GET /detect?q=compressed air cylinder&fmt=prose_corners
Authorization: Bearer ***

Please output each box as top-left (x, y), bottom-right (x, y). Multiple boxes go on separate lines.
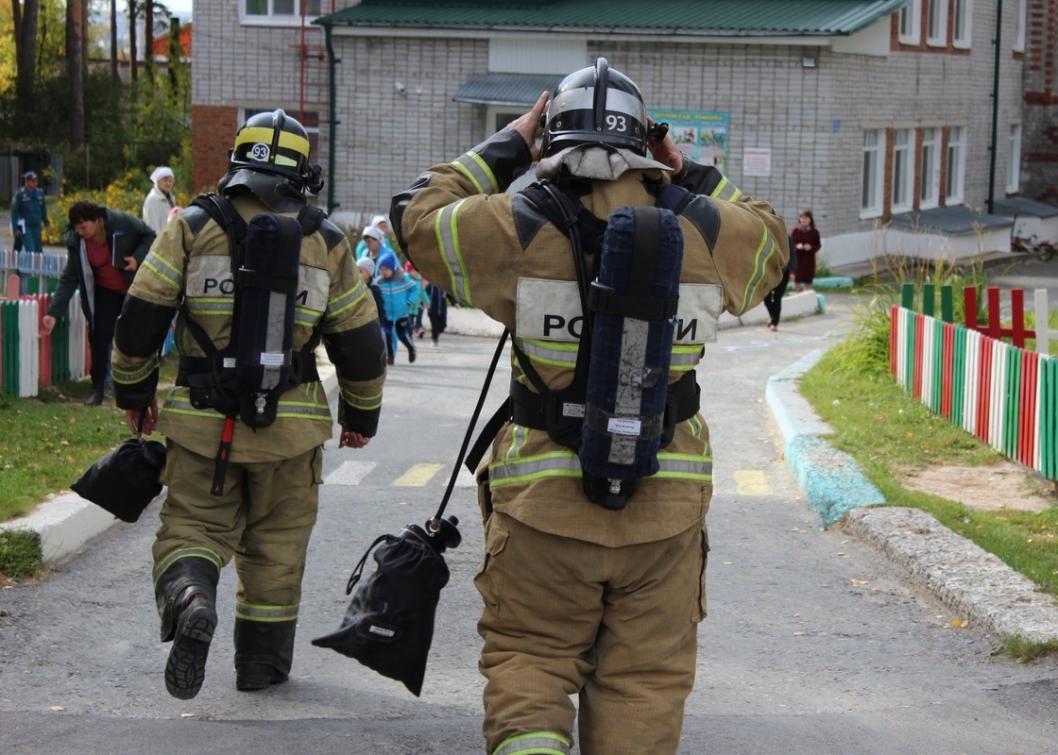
top-left (579, 206), bottom-right (684, 481)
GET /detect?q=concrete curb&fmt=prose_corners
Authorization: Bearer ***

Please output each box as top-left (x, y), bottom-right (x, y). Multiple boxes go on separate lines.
top-left (767, 348), bottom-right (1058, 644)
top-left (765, 349), bottom-right (885, 525)
top-left (0, 492), bottom-right (143, 564)
top-left (844, 507), bottom-right (1058, 644)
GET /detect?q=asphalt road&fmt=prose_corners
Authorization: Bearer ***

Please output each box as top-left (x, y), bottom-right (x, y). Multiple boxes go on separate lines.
top-left (2, 299), bottom-right (1057, 754)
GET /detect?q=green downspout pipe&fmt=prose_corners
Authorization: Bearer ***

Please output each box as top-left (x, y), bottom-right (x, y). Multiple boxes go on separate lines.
top-left (324, 22), bottom-right (340, 214)
top-left (987, 0), bottom-right (1003, 214)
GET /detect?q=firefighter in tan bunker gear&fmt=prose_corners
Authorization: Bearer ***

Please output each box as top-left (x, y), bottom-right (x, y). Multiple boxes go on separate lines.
top-left (111, 110), bottom-right (387, 700)
top-left (392, 60), bottom-right (788, 755)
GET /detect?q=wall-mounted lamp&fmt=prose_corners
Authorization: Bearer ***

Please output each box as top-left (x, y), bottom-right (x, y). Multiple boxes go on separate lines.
top-left (801, 54), bottom-right (817, 69)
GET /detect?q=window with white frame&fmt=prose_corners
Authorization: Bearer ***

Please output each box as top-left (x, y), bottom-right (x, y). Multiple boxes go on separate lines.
top-left (920, 128), bottom-right (941, 209)
top-left (1015, 0), bottom-right (1027, 52)
top-left (891, 129), bottom-right (914, 213)
top-left (861, 130), bottom-right (884, 218)
top-left (926, 0), bottom-right (948, 46)
top-left (953, 0), bottom-right (973, 48)
top-left (946, 126), bottom-right (967, 204)
top-left (244, 0), bottom-right (320, 21)
top-left (898, 0), bottom-right (922, 44)
top-left (1007, 124), bottom-right (1022, 193)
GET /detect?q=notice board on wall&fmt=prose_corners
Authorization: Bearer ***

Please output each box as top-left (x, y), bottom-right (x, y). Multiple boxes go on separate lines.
top-left (648, 109), bottom-right (729, 171)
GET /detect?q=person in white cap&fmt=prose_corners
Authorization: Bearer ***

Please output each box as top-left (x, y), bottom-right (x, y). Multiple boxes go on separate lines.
top-left (357, 224), bottom-right (388, 263)
top-left (355, 214), bottom-right (398, 261)
top-left (142, 166), bottom-right (178, 234)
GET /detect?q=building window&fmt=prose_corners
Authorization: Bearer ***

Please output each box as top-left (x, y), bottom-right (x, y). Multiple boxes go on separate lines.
top-left (953, 0), bottom-right (973, 48)
top-left (946, 126), bottom-right (967, 204)
top-left (242, 108), bottom-right (320, 159)
top-left (1014, 0), bottom-right (1027, 52)
top-left (898, 0), bottom-right (922, 44)
top-left (244, 0), bottom-right (320, 19)
top-left (1007, 124), bottom-right (1022, 194)
top-left (861, 129), bottom-right (884, 218)
top-left (920, 128), bottom-right (940, 209)
top-left (891, 129), bottom-right (913, 214)
top-left (926, 0), bottom-right (947, 46)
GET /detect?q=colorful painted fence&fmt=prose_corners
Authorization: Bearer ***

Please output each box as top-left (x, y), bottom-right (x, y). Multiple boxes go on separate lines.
top-left (0, 293), bottom-right (89, 397)
top-left (889, 285), bottom-right (1058, 481)
top-left (1, 250), bottom-right (68, 297)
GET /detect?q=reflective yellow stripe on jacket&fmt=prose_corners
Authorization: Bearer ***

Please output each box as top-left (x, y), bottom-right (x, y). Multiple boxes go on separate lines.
top-left (434, 198), bottom-right (473, 305)
top-left (514, 337), bottom-right (703, 373)
top-left (488, 426), bottom-right (713, 488)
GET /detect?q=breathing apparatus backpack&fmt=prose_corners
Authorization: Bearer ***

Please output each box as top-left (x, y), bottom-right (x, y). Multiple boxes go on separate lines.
top-left (178, 192), bottom-right (326, 494)
top-left (468, 179), bottom-right (701, 510)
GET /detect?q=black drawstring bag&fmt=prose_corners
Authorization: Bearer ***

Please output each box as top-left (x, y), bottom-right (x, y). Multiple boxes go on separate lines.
top-left (71, 435), bottom-right (166, 523)
top-left (311, 517), bottom-right (461, 696)
top-left (313, 332), bottom-right (509, 696)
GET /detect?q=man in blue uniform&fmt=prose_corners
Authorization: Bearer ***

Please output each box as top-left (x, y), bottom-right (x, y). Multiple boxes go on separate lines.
top-left (11, 171), bottom-right (49, 253)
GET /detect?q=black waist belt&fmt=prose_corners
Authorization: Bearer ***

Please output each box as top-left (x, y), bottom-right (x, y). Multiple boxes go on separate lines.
top-left (176, 354), bottom-right (320, 387)
top-left (509, 368), bottom-right (700, 435)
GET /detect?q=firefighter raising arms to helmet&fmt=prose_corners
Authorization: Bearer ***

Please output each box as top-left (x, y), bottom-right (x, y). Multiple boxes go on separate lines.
top-left (392, 60), bottom-right (787, 755)
top-left (111, 110), bottom-right (386, 700)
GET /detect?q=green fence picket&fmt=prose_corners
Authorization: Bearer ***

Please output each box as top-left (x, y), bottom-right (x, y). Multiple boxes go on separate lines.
top-left (901, 283), bottom-right (914, 311)
top-left (1006, 348), bottom-right (1021, 458)
top-left (940, 285), bottom-right (954, 324)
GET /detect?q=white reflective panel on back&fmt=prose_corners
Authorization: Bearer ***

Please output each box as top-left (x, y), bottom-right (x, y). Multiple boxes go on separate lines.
top-left (185, 255), bottom-right (233, 297)
top-left (515, 277), bottom-right (722, 344)
top-left (185, 255), bottom-right (329, 313)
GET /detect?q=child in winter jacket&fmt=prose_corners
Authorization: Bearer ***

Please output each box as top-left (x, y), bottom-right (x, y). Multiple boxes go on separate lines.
top-left (375, 252), bottom-right (420, 364)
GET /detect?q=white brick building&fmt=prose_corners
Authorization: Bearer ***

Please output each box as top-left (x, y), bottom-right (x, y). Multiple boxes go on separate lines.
top-left (191, 0), bottom-right (1045, 267)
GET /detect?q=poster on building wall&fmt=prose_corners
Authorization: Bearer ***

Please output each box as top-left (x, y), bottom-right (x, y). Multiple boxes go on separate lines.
top-left (648, 109), bottom-right (729, 171)
top-left (742, 148), bottom-right (772, 177)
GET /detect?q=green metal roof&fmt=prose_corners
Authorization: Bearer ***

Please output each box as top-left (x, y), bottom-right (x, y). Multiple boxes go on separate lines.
top-left (318, 0), bottom-right (912, 36)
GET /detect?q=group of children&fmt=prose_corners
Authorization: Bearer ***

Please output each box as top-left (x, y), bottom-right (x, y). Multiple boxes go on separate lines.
top-left (355, 215), bottom-right (449, 365)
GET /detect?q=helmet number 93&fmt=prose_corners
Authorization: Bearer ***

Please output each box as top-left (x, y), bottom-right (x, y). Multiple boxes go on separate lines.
top-left (605, 114), bottom-right (628, 133)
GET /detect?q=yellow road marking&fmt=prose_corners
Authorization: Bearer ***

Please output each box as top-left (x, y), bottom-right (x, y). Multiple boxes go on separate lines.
top-left (393, 463), bottom-right (445, 487)
top-left (734, 469), bottom-right (769, 496)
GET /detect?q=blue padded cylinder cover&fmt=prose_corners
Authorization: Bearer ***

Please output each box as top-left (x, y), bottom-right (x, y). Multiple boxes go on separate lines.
top-left (579, 206), bottom-right (684, 480)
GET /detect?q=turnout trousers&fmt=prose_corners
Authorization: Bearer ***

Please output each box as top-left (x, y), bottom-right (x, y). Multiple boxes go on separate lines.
top-left (152, 442), bottom-right (323, 640)
top-left (475, 511), bottom-right (707, 755)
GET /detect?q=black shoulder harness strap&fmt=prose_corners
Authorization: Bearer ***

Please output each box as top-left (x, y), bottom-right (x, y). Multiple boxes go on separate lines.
top-left (177, 194), bottom-right (324, 403)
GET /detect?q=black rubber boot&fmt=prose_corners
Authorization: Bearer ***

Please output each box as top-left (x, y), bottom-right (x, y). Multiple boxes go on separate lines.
top-left (234, 618), bottom-right (296, 692)
top-left (155, 558), bottom-right (220, 700)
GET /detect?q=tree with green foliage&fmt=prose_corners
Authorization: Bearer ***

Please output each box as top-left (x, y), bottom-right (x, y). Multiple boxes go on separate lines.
top-left (10, 0), bottom-right (40, 111)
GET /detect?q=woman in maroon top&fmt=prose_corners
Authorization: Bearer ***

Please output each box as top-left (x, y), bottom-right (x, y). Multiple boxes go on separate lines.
top-left (41, 201), bottom-right (156, 405)
top-left (790, 209), bottom-right (821, 292)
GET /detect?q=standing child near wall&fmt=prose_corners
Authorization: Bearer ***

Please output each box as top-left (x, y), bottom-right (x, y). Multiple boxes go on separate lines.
top-left (791, 209), bottom-right (821, 293)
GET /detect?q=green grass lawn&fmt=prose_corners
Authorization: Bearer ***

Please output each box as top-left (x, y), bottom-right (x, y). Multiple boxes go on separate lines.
top-left (0, 383), bottom-right (131, 522)
top-left (801, 343), bottom-right (1058, 598)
